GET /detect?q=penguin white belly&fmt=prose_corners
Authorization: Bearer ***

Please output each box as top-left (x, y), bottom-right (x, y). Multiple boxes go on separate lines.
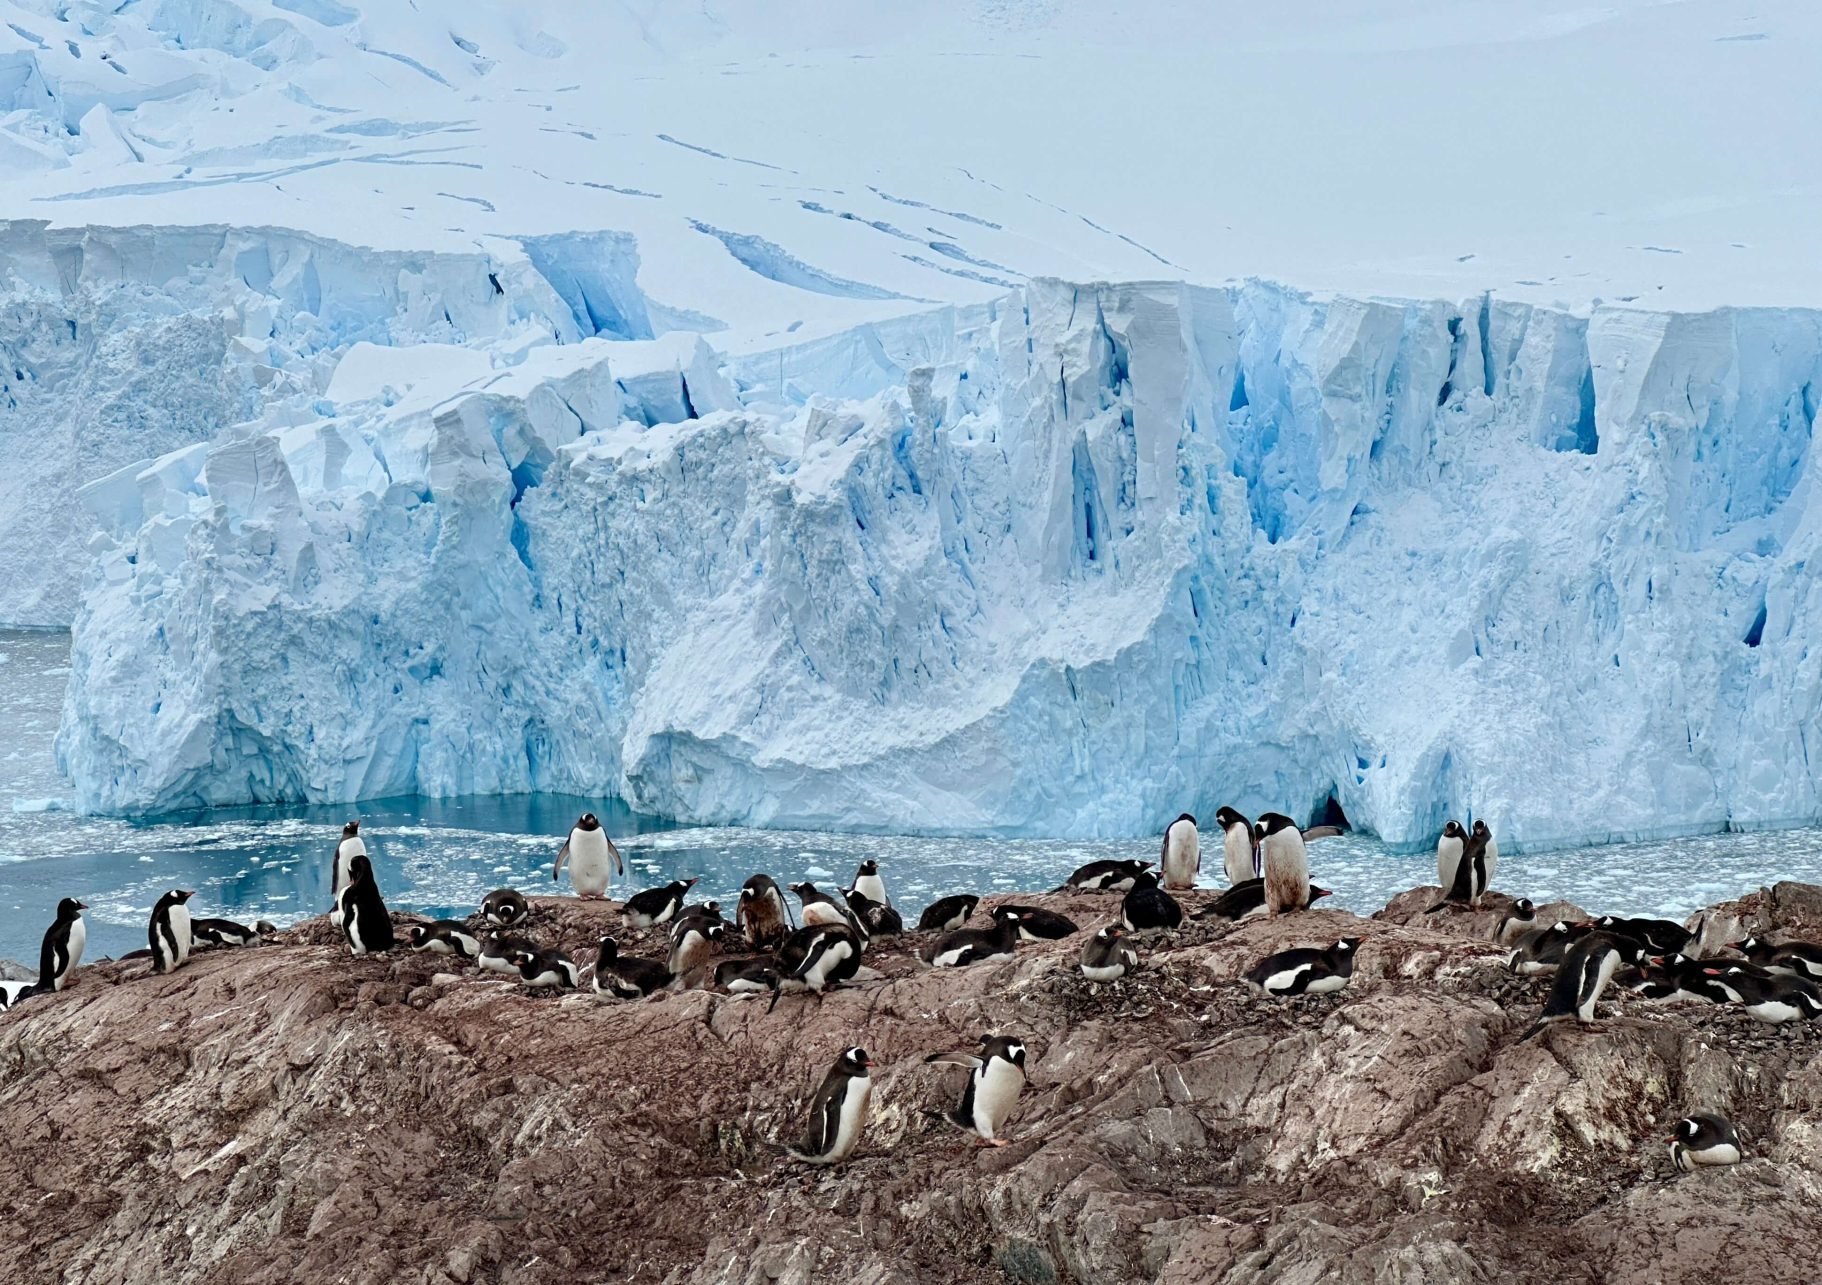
top-left (1263, 964), bottom-right (1312, 995)
top-left (1222, 827), bottom-right (1253, 885)
top-left (1576, 951), bottom-right (1620, 1021)
top-left (1481, 840), bottom-right (1499, 896)
top-left (972, 1061), bottom-right (1025, 1140)
top-left (803, 939), bottom-right (854, 989)
top-left (826, 1078), bottom-right (872, 1163)
top-left (1746, 998), bottom-right (1803, 1025)
top-left (60, 918), bottom-right (87, 987)
top-left (1261, 835), bottom-right (1309, 913)
top-left (332, 837), bottom-right (366, 925)
top-left (169, 904), bottom-right (192, 967)
top-left (0, 980), bottom-right (34, 1008)
top-left (802, 903), bottom-right (846, 928)
top-left (566, 830), bottom-right (615, 896)
top-left (932, 944), bottom-right (974, 968)
top-left (1689, 1141), bottom-right (1741, 1166)
top-left (853, 875), bottom-right (888, 905)
top-left (1302, 970), bottom-right (1347, 995)
top-left (1081, 961), bottom-right (1126, 982)
top-left (480, 951), bottom-right (520, 977)
top-left (1436, 836), bottom-right (1463, 889)
top-left (1161, 824), bottom-right (1199, 890)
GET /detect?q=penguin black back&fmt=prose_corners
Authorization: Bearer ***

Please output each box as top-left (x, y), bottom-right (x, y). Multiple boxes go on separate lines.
top-left (339, 854), bottom-right (395, 955)
top-left (916, 894), bottom-right (980, 933)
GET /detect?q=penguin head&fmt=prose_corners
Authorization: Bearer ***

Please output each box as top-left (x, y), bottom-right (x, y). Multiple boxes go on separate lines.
top-left (1130, 870), bottom-right (1160, 891)
top-left (788, 881), bottom-right (815, 900)
top-left (706, 922), bottom-right (726, 942)
top-left (57, 897), bottom-right (87, 919)
top-left (982, 1035), bottom-right (1028, 1069)
top-left (169, 888), bottom-right (195, 903)
top-left (1097, 925), bottom-right (1126, 941)
top-left (1308, 885), bottom-right (1334, 903)
top-left (1258, 812), bottom-right (1297, 836)
top-left (577, 813), bottom-right (600, 830)
top-left (1442, 820), bottom-right (1466, 840)
top-left (739, 885), bottom-right (755, 903)
top-left (1471, 819), bottom-right (1492, 840)
top-left (856, 859), bottom-right (879, 877)
top-left (838, 1046), bottom-right (875, 1074)
top-left (595, 934), bottom-right (620, 963)
top-left (1175, 812), bottom-right (1196, 826)
top-left (407, 924), bottom-right (430, 946)
top-left (677, 877), bottom-right (700, 894)
top-left (1729, 935), bottom-right (1760, 952)
top-left (701, 900), bottom-right (721, 915)
top-left (347, 855), bottom-right (373, 883)
top-left (1335, 937), bottom-right (1363, 955)
top-left (342, 820), bottom-right (360, 837)
top-left (1214, 806), bottom-right (1246, 830)
top-left (1512, 898), bottom-right (1535, 916)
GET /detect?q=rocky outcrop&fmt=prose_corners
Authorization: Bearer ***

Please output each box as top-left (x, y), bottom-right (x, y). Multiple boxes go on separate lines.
top-left (4, 884), bottom-right (1821, 1284)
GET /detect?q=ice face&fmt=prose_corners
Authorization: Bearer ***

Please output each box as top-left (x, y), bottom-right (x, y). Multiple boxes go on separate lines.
top-left (50, 273), bottom-right (1822, 848)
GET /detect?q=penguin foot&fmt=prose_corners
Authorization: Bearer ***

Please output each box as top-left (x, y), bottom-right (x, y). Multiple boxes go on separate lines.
top-left (978, 1137), bottom-right (1010, 1148)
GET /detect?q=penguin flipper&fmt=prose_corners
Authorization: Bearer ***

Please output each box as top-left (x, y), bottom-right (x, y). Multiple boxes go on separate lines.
top-left (552, 839), bottom-right (570, 881)
top-left (924, 1050), bottom-right (985, 1068)
top-left (1516, 1021), bottom-right (1547, 1044)
top-left (606, 835), bottom-right (624, 876)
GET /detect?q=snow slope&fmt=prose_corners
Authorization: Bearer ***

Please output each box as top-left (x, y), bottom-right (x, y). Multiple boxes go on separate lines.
top-left (8, 0), bottom-right (1822, 843)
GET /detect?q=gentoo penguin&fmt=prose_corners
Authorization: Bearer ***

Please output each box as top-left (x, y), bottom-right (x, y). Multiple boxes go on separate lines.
top-left (37, 897), bottom-right (87, 992)
top-left (1245, 938), bottom-right (1361, 997)
top-left (623, 878), bottom-right (698, 930)
top-left (336, 855), bottom-right (395, 956)
top-left (592, 935), bottom-right (671, 999)
top-left (849, 860), bottom-right (890, 908)
top-left (147, 889), bottom-right (195, 974)
top-left (1670, 1113), bottom-right (1744, 1171)
top-left (1710, 966), bottom-right (1822, 1025)
top-left (1215, 807), bottom-right (1256, 884)
top-left (667, 919), bottom-right (725, 978)
top-left (330, 820), bottom-right (366, 926)
top-left (1120, 871), bottom-right (1183, 935)
top-left (512, 946), bottom-right (580, 990)
top-left (479, 930), bottom-right (537, 976)
top-left (924, 912), bottom-right (1023, 968)
top-left (1645, 952), bottom-right (1730, 1003)
top-left (0, 980), bottom-right (38, 1009)
top-left (1079, 925), bottom-right (1138, 981)
top-left (1192, 879), bottom-right (1332, 923)
top-left (1058, 859), bottom-right (1153, 893)
top-left (925, 1034), bottom-right (1029, 1147)
top-left (991, 904), bottom-right (1079, 941)
top-left (781, 1047), bottom-right (874, 1166)
top-left (1160, 813), bottom-right (1200, 891)
top-left (769, 925), bottom-right (863, 1011)
top-left (715, 956), bottom-right (781, 998)
top-left (481, 888), bottom-right (530, 929)
top-left (1257, 813), bottom-right (1310, 917)
top-left (1435, 820), bottom-right (1467, 892)
top-left (842, 888), bottom-right (904, 938)
top-left (1426, 830), bottom-right (1492, 913)
top-left (791, 882), bottom-right (864, 933)
top-left (1730, 934), bottom-right (1822, 981)
top-left (407, 919), bottom-right (481, 959)
top-left (1506, 920), bottom-right (1591, 975)
top-left (737, 875), bottom-right (793, 950)
top-left (1591, 914), bottom-right (1691, 956)
top-left (669, 900), bottom-right (726, 941)
top-left (189, 916), bottom-right (265, 949)
top-left (553, 813), bottom-right (623, 900)
top-left (916, 894), bottom-right (980, 933)
top-left (1492, 898), bottom-right (1537, 947)
top-left (1469, 820), bottom-right (1498, 897)
top-left (1677, 957), bottom-right (1773, 1005)
top-left (1519, 934), bottom-right (1643, 1041)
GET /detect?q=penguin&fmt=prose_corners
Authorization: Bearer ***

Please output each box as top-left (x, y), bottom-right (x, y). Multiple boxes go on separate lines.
top-left (512, 946), bottom-right (579, 990)
top-left (1160, 813), bottom-right (1200, 891)
top-left (1506, 920), bottom-right (1590, 975)
top-left (769, 925), bottom-right (863, 1011)
top-left (1492, 898), bottom-right (1537, 947)
top-left (669, 900), bottom-right (726, 941)
top-left (924, 912), bottom-right (1023, 968)
top-left (1710, 966), bottom-right (1822, 1025)
top-left (330, 820), bottom-right (366, 926)
top-left (190, 917), bottom-right (265, 949)
top-left (1612, 959), bottom-right (1684, 1002)
top-left (1518, 934), bottom-right (1643, 1041)
top-left (1214, 806), bottom-right (1256, 885)
top-left (714, 957), bottom-right (781, 998)
top-left (849, 860), bottom-right (890, 908)
top-left (1079, 925), bottom-right (1138, 981)
top-left (737, 875), bottom-right (794, 950)
top-left (990, 905), bottom-right (1079, 942)
top-left (406, 919), bottom-right (481, 959)
top-left (790, 882), bottom-right (865, 937)
top-left (623, 878), bottom-right (698, 930)
top-left (336, 855), bottom-right (395, 957)
top-left (925, 1034), bottom-right (1029, 1147)
top-left (0, 980), bottom-right (38, 1010)
top-left (1192, 878), bottom-right (1332, 923)
top-left (553, 812), bottom-right (623, 901)
top-left (1730, 934), bottom-right (1822, 981)
top-left (1244, 938), bottom-right (1361, 996)
top-left (1648, 952), bottom-right (1733, 1003)
top-left (36, 897), bottom-right (87, 992)
top-left (1591, 914), bottom-right (1691, 956)
top-left (592, 935), bottom-right (672, 999)
top-left (1670, 1113), bottom-right (1744, 1171)
top-left (1425, 830), bottom-right (1491, 913)
top-left (1058, 859), bottom-right (1153, 893)
top-left (1681, 958), bottom-right (1775, 1005)
top-left (481, 888), bottom-right (530, 928)
top-left (147, 889), bottom-right (195, 974)
top-left (667, 919), bottom-right (725, 977)
top-left (479, 930), bottom-right (538, 976)
top-left (780, 1047), bottom-right (874, 1166)
top-left (1435, 820), bottom-right (1467, 892)
top-left (1469, 819), bottom-right (1498, 896)
top-left (1120, 871), bottom-right (1183, 935)
top-left (842, 888), bottom-right (904, 938)
top-left (916, 894), bottom-right (980, 933)
top-left (1256, 813), bottom-right (1310, 917)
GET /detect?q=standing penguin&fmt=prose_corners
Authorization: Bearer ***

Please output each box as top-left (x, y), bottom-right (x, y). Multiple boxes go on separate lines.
top-left (1215, 807), bottom-right (1256, 884)
top-left (1435, 820), bottom-right (1467, 891)
top-left (849, 860), bottom-right (890, 907)
top-left (925, 1034), bottom-right (1029, 1147)
top-left (330, 820), bottom-right (366, 926)
top-left (623, 878), bottom-right (698, 930)
top-left (780, 1047), bottom-right (875, 1166)
top-left (1426, 826), bottom-right (1493, 913)
top-left (1470, 820), bottom-right (1499, 897)
top-left (37, 897), bottom-right (87, 993)
top-left (1519, 934), bottom-right (1642, 1041)
top-left (147, 889), bottom-right (195, 975)
top-left (1079, 925), bottom-right (1138, 981)
top-left (553, 813), bottom-right (624, 900)
top-left (737, 874), bottom-right (793, 950)
top-left (1257, 814), bottom-right (1310, 917)
top-left (1160, 813), bottom-right (1200, 891)
top-left (1670, 1113), bottom-right (1744, 1171)
top-left (337, 854), bottom-right (395, 956)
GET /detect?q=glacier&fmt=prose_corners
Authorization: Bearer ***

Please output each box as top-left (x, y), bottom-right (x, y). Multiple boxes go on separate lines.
top-left (50, 265), bottom-right (1822, 848)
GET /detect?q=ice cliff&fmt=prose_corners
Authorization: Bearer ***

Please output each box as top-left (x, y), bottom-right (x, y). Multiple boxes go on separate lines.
top-left (51, 263), bottom-right (1822, 847)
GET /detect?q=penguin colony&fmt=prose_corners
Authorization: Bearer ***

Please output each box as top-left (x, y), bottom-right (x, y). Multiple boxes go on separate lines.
top-left (3, 809), bottom-right (1787, 1173)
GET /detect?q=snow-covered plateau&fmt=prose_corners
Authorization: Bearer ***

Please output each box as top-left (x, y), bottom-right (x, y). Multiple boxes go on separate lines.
top-left (3, 0), bottom-right (1820, 846)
